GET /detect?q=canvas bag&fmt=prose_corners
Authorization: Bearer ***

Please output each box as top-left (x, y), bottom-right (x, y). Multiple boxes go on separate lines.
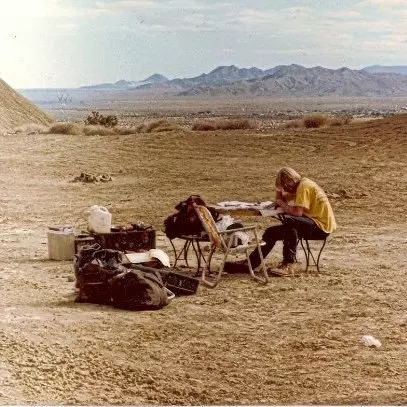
top-left (109, 269), bottom-right (172, 310)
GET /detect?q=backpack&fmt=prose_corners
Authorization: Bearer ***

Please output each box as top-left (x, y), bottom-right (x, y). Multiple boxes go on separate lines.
top-left (164, 195), bottom-right (220, 239)
top-left (109, 269), bottom-right (170, 310)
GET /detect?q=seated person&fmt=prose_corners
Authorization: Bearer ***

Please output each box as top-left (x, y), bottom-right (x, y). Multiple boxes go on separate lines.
top-left (228, 166), bottom-right (337, 276)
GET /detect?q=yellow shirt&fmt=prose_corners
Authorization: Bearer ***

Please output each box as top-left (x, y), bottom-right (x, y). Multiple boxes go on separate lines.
top-left (294, 178), bottom-right (337, 233)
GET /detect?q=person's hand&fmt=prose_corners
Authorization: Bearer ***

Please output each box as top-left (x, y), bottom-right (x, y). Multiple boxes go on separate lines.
top-left (274, 199), bottom-right (285, 208)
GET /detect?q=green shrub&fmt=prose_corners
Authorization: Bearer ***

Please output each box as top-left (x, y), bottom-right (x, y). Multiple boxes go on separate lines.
top-left (85, 111), bottom-right (118, 127)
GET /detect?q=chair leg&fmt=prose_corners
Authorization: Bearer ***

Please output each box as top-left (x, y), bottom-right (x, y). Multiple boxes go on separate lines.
top-left (199, 246), bottom-right (220, 288)
top-left (189, 239), bottom-right (201, 272)
top-left (193, 239), bottom-right (211, 274)
top-left (169, 239), bottom-right (178, 267)
top-left (300, 239), bottom-right (310, 272)
top-left (246, 231), bottom-right (268, 284)
top-left (316, 239), bottom-right (326, 273)
top-left (193, 241), bottom-right (212, 277)
top-left (300, 239), bottom-right (326, 273)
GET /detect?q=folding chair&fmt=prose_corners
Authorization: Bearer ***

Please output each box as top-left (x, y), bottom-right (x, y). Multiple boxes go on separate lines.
top-left (193, 203), bottom-right (268, 288)
top-left (299, 237), bottom-right (327, 273)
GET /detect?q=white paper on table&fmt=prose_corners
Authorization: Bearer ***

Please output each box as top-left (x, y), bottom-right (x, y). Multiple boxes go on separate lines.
top-left (217, 200), bottom-right (275, 210)
top-left (217, 201), bottom-right (256, 208)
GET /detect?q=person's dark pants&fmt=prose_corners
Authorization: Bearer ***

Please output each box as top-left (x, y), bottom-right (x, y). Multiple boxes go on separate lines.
top-left (248, 215), bottom-right (328, 269)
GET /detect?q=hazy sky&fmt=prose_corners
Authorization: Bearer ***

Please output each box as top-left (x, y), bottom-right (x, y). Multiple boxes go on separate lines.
top-left (1, 0), bottom-right (407, 88)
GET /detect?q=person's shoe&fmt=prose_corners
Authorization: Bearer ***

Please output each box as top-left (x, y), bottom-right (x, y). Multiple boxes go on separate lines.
top-left (268, 262), bottom-right (298, 277)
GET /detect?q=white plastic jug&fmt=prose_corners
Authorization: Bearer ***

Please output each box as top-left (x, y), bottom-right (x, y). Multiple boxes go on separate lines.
top-left (87, 205), bottom-right (112, 234)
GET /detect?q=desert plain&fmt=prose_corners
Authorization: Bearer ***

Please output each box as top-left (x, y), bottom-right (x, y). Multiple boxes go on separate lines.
top-left (1, 96), bottom-right (407, 404)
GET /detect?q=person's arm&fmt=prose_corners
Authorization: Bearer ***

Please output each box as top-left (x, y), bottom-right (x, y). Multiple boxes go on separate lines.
top-left (275, 188), bottom-right (284, 201)
top-left (274, 198), bottom-right (304, 216)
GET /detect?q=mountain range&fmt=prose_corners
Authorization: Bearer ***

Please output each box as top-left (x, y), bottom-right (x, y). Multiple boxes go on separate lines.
top-left (362, 65), bottom-right (407, 75)
top-left (80, 64), bottom-right (407, 97)
top-left (81, 73), bottom-right (169, 90)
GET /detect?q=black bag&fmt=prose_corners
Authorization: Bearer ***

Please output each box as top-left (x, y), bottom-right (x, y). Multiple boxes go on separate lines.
top-left (164, 195), bottom-right (220, 239)
top-left (75, 246), bottom-right (173, 311)
top-left (109, 269), bottom-right (170, 310)
top-left (75, 246), bottom-right (127, 304)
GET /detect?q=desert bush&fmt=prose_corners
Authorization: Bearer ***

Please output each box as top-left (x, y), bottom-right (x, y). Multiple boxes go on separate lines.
top-left (137, 119), bottom-right (181, 133)
top-left (83, 125), bottom-right (116, 136)
top-left (14, 123), bottom-right (48, 134)
top-left (115, 127), bottom-right (137, 135)
top-left (217, 119), bottom-right (254, 130)
top-left (303, 114), bottom-right (328, 128)
top-left (283, 119), bottom-right (302, 129)
top-left (192, 119), bottom-right (254, 131)
top-left (192, 122), bottom-right (217, 131)
top-left (47, 122), bottom-right (139, 136)
top-left (48, 122), bottom-right (83, 135)
top-left (328, 115), bottom-right (353, 127)
top-left (85, 111), bottom-right (118, 127)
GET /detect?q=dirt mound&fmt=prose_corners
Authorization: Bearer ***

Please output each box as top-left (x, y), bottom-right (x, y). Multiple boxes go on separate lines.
top-left (0, 78), bottom-right (54, 133)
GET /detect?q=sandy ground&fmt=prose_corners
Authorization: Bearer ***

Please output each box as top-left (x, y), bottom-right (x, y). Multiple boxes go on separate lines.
top-left (1, 111), bottom-right (407, 404)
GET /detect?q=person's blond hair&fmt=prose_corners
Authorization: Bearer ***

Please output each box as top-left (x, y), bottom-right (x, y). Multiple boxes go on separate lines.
top-left (275, 167), bottom-right (302, 192)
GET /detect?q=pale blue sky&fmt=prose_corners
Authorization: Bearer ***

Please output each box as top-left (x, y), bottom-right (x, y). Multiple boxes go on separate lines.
top-left (1, 0), bottom-right (406, 88)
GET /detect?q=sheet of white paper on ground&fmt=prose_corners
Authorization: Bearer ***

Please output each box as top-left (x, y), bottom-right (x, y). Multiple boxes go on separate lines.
top-left (259, 207), bottom-right (284, 217)
top-left (123, 249), bottom-right (171, 267)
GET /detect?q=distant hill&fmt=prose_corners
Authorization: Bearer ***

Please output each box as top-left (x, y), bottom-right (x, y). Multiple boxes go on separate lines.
top-left (0, 78), bottom-right (54, 133)
top-left (76, 63), bottom-right (407, 97)
top-left (82, 73), bottom-right (168, 90)
top-left (362, 65), bottom-right (407, 75)
top-left (170, 64), bottom-right (407, 97)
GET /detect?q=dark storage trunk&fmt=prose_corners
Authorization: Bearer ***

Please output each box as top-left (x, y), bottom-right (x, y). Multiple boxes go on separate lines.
top-left (92, 228), bottom-right (156, 252)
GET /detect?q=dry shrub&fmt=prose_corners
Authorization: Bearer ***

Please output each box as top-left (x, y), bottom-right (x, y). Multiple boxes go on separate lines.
top-left (139, 119), bottom-right (181, 133)
top-left (48, 122), bottom-right (83, 135)
top-left (83, 125), bottom-right (115, 136)
top-left (192, 119), bottom-right (254, 131)
top-left (192, 122), bottom-right (217, 131)
top-left (47, 122), bottom-right (138, 136)
top-left (115, 127), bottom-right (137, 135)
top-left (217, 119), bottom-right (254, 130)
top-left (283, 119), bottom-right (302, 129)
top-left (303, 114), bottom-right (328, 128)
top-left (14, 123), bottom-right (48, 134)
top-left (328, 115), bottom-right (353, 127)
top-left (135, 124), bottom-right (146, 132)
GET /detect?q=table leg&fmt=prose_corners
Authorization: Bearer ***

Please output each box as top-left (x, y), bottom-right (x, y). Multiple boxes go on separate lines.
top-left (170, 238), bottom-right (190, 268)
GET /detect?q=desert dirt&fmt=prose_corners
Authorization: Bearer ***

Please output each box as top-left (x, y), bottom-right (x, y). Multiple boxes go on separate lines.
top-left (1, 104), bottom-right (407, 405)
